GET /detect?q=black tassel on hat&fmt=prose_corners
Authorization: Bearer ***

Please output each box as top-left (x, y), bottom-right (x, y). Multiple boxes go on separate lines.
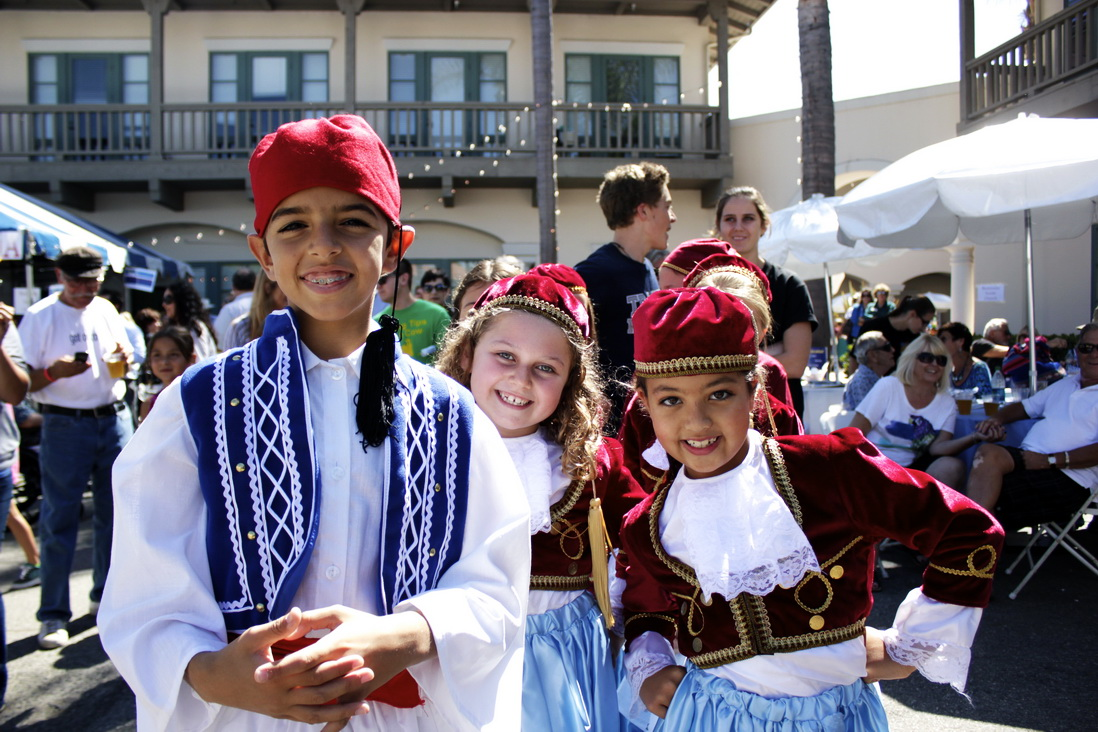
top-left (358, 313), bottom-right (400, 449)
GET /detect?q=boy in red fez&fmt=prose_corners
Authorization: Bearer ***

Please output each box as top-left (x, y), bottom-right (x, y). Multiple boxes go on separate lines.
top-left (100, 115), bottom-right (530, 731)
top-left (617, 287), bottom-right (1003, 731)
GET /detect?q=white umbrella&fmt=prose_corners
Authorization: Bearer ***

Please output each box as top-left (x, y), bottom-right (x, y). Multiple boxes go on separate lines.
top-left (762, 194), bottom-right (898, 376)
top-left (835, 114), bottom-right (1098, 389)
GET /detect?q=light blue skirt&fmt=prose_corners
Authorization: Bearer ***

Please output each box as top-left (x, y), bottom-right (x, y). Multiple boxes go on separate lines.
top-left (657, 663), bottom-right (889, 732)
top-left (523, 592), bottom-right (620, 731)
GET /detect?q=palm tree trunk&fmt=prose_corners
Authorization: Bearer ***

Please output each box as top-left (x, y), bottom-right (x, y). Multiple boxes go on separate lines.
top-left (798, 0), bottom-right (835, 198)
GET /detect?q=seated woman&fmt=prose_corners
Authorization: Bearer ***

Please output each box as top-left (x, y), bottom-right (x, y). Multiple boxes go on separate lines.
top-left (849, 333), bottom-right (997, 488)
top-left (939, 322), bottom-right (992, 398)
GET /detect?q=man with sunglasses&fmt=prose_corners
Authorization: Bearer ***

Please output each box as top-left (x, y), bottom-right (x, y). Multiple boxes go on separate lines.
top-left (415, 267), bottom-right (451, 308)
top-left (18, 246), bottom-right (134, 650)
top-left (860, 295), bottom-right (936, 372)
top-left (967, 322), bottom-right (1098, 532)
top-left (376, 259), bottom-right (451, 364)
top-left (843, 331), bottom-right (895, 410)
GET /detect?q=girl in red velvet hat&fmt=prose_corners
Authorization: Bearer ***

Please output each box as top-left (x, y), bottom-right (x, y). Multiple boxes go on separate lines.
top-left (617, 286), bottom-right (1004, 731)
top-left (436, 272), bottom-right (646, 731)
top-left (617, 250), bottom-right (800, 493)
top-left (99, 115), bottom-right (531, 731)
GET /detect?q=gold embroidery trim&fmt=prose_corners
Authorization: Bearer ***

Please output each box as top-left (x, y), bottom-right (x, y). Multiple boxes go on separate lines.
top-left (530, 574), bottom-right (590, 591)
top-left (671, 589), bottom-right (706, 638)
top-left (550, 479), bottom-right (584, 524)
top-left (635, 354), bottom-right (757, 379)
top-left (553, 517), bottom-right (587, 560)
top-left (690, 618), bottom-right (867, 668)
top-left (929, 544), bottom-right (998, 579)
top-left (792, 536), bottom-right (863, 615)
top-left (488, 295), bottom-right (584, 341)
top-left (761, 437), bottom-right (804, 527)
top-left (685, 265), bottom-right (766, 295)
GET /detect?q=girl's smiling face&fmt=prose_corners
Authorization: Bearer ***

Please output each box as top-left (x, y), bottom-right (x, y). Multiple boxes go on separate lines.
top-left (641, 371), bottom-right (754, 479)
top-left (465, 310), bottom-right (573, 438)
top-left (148, 338), bottom-right (193, 386)
top-left (717, 197), bottom-right (765, 259)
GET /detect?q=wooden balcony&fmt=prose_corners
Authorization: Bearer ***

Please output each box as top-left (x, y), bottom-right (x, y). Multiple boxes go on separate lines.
top-left (0, 100), bottom-right (727, 209)
top-left (963, 0), bottom-right (1098, 123)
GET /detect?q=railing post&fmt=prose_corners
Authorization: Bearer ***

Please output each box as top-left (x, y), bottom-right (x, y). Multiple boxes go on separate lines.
top-left (338, 0), bottom-right (366, 112)
top-left (143, 0), bottom-right (170, 160)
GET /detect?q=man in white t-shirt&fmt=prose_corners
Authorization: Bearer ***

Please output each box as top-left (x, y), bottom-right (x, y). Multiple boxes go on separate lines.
top-left (18, 247), bottom-right (134, 650)
top-left (967, 322), bottom-right (1098, 530)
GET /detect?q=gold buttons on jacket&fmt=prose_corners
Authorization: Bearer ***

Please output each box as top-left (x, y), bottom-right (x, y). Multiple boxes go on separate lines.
top-left (428, 548), bottom-right (436, 557)
top-left (246, 531), bottom-right (256, 540)
top-left (230, 398), bottom-right (240, 407)
top-left (568, 562), bottom-right (579, 576)
top-left (692, 638), bottom-right (704, 653)
top-left (256, 603), bottom-right (266, 612)
top-left (829, 565), bottom-right (844, 580)
top-left (437, 412), bottom-right (444, 422)
top-left (809, 615), bottom-right (825, 630)
top-left (235, 463), bottom-right (246, 473)
top-left (434, 483), bottom-right (442, 493)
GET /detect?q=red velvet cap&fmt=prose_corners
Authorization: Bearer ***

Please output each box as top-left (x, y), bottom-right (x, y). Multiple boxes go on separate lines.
top-left (659, 238), bottom-right (732, 276)
top-left (633, 287), bottom-right (757, 378)
top-left (249, 115), bottom-right (401, 236)
top-left (684, 253), bottom-right (772, 302)
top-left (527, 263), bottom-right (587, 294)
top-left (475, 273), bottom-right (591, 342)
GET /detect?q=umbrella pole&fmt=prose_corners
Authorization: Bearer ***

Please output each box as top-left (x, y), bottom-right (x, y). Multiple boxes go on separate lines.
top-left (824, 262), bottom-right (838, 381)
top-left (1024, 209), bottom-right (1037, 393)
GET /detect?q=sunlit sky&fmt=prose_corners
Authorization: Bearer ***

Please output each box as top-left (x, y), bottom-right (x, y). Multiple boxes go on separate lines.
top-left (721, 0), bottom-right (1030, 118)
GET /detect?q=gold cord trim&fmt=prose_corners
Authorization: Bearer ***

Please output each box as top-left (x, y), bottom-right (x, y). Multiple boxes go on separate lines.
top-left (686, 264), bottom-right (766, 295)
top-left (635, 354), bottom-right (757, 379)
top-left (792, 536), bottom-right (862, 615)
top-left (488, 295), bottom-right (584, 341)
top-left (929, 544), bottom-right (998, 579)
top-left (530, 575), bottom-right (590, 591)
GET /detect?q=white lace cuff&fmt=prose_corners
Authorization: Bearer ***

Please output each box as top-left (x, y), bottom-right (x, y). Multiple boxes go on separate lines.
top-left (885, 588), bottom-right (983, 693)
top-left (623, 632), bottom-right (676, 720)
top-left (882, 627), bottom-right (972, 692)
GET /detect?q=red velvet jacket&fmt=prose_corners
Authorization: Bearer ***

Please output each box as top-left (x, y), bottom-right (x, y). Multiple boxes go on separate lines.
top-left (619, 428), bottom-right (1004, 668)
top-left (531, 437), bottom-right (646, 591)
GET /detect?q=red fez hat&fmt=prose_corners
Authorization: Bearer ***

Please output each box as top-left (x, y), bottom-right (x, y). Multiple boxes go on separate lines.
top-left (527, 263), bottom-right (587, 294)
top-left (475, 273), bottom-right (591, 342)
top-left (633, 287), bottom-right (757, 378)
top-left (249, 115), bottom-right (401, 236)
top-left (659, 238), bottom-right (732, 276)
top-left (684, 252), bottom-right (772, 302)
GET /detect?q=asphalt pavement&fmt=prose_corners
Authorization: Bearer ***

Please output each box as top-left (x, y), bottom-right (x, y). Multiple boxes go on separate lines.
top-left (0, 499), bottom-right (1094, 731)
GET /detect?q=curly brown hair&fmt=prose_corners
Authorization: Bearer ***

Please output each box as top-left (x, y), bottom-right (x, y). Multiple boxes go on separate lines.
top-left (436, 305), bottom-right (606, 482)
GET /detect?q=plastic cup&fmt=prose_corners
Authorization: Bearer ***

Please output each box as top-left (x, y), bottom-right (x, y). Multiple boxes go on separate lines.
top-left (105, 353), bottom-right (126, 379)
top-left (956, 398), bottom-right (972, 415)
top-left (983, 400), bottom-right (999, 416)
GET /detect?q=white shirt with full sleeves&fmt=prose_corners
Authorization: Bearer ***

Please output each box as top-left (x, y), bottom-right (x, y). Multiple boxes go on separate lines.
top-left (100, 344), bottom-right (531, 731)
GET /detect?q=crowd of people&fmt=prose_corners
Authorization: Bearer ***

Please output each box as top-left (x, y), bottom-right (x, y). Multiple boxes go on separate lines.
top-left (0, 114), bottom-right (1092, 730)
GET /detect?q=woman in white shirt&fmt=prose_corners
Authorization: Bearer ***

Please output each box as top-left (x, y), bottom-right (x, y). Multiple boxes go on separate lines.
top-left (850, 333), bottom-right (996, 489)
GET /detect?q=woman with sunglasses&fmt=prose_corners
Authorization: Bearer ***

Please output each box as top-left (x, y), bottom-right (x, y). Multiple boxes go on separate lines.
top-left (939, 322), bottom-right (993, 398)
top-left (849, 334), bottom-right (998, 488)
top-left (161, 281), bottom-right (218, 362)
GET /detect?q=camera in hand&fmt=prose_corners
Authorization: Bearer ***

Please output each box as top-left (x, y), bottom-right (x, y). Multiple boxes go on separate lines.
top-left (74, 352), bottom-right (88, 363)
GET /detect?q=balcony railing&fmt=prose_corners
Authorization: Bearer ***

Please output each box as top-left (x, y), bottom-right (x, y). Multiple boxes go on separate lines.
top-left (964, 0), bottom-right (1098, 121)
top-left (0, 101), bottom-right (721, 163)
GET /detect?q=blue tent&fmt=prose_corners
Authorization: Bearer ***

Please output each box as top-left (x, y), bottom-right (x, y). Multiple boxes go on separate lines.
top-left (0, 183), bottom-right (192, 280)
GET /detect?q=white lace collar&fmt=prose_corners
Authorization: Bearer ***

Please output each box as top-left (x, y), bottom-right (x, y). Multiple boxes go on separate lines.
top-left (659, 431), bottom-right (820, 602)
top-left (502, 430), bottom-right (569, 535)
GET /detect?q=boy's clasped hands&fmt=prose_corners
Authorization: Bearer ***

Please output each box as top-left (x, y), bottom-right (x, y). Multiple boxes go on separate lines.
top-left (185, 605), bottom-right (435, 732)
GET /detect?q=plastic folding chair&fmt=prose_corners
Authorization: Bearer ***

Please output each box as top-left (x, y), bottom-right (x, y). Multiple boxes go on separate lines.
top-left (1004, 485), bottom-right (1098, 600)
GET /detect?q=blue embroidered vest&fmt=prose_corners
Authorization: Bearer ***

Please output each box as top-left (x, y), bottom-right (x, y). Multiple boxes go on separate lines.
top-left (180, 310), bottom-right (473, 634)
